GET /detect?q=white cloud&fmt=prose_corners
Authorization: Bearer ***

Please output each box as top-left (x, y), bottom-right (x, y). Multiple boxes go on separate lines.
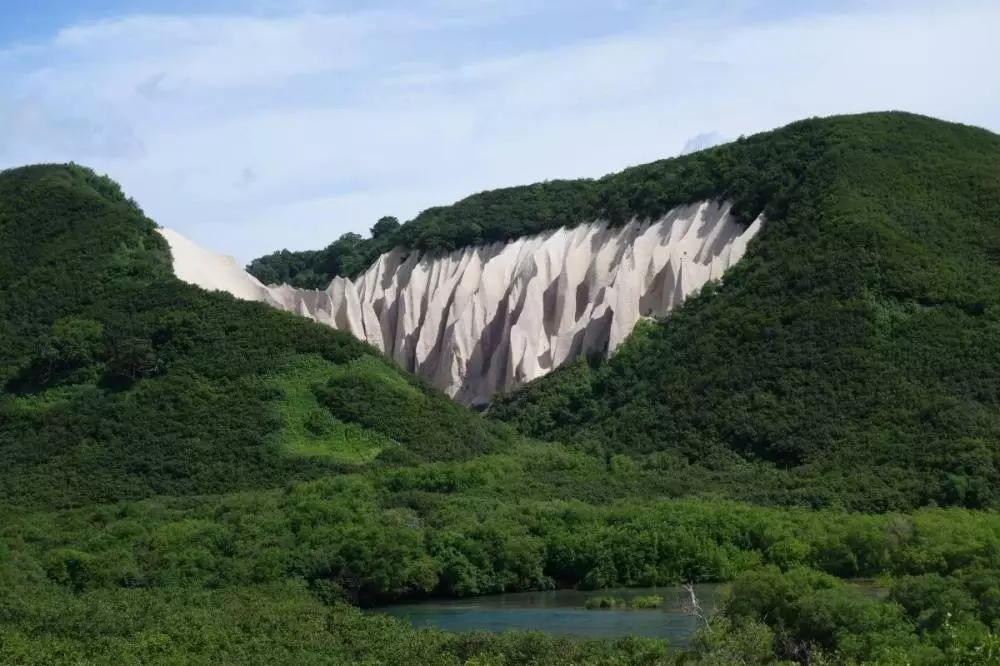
top-left (680, 133), bottom-right (728, 156)
top-left (1, 0), bottom-right (998, 262)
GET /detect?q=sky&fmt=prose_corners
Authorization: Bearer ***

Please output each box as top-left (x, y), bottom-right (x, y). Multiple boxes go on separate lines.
top-left (1, 0), bottom-right (999, 263)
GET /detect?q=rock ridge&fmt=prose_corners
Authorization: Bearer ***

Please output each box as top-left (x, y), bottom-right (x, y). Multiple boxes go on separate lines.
top-left (160, 200), bottom-right (762, 404)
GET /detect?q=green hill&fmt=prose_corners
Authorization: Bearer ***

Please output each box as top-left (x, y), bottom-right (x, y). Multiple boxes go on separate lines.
top-left (247, 111), bottom-right (829, 287)
top-left (247, 111), bottom-right (1000, 511)
top-left (8, 113), bottom-right (1000, 664)
top-left (490, 112), bottom-right (1000, 511)
top-left (0, 164), bottom-right (515, 509)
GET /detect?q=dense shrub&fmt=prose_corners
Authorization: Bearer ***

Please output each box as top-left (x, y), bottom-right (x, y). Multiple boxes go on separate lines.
top-left (9, 113), bottom-right (1000, 664)
top-left (247, 114), bottom-right (832, 286)
top-left (491, 112), bottom-right (1000, 512)
top-left (0, 165), bottom-right (510, 508)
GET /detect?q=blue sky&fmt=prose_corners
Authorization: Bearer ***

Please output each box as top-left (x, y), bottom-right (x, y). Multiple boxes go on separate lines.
top-left (2, 0), bottom-right (998, 262)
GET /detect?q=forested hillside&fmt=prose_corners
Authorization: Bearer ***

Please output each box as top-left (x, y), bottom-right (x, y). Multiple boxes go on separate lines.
top-left (491, 112), bottom-right (1000, 512)
top-left (7, 113), bottom-right (1000, 664)
top-left (0, 164), bottom-right (515, 508)
top-left (247, 113), bottom-right (830, 287)
top-left (249, 111), bottom-right (1000, 512)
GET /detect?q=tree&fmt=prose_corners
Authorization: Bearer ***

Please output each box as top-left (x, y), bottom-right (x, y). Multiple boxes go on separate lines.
top-left (370, 216), bottom-right (400, 239)
top-left (105, 337), bottom-right (160, 382)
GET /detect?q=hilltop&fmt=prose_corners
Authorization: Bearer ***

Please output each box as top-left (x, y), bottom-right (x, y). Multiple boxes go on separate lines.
top-left (0, 164), bottom-right (515, 508)
top-left (6, 112), bottom-right (1000, 664)
top-left (247, 112), bottom-right (830, 287)
top-left (243, 111), bottom-right (1000, 511)
top-left (491, 112), bottom-right (1000, 510)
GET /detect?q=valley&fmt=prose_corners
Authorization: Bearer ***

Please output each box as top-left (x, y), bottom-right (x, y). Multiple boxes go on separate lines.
top-left (3, 111), bottom-right (1000, 664)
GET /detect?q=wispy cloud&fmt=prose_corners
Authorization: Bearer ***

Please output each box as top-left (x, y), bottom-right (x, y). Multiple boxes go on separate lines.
top-left (680, 133), bottom-right (729, 156)
top-left (1, 0), bottom-right (998, 261)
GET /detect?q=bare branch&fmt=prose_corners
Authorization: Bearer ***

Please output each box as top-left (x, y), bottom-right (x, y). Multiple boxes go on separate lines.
top-left (682, 582), bottom-right (712, 633)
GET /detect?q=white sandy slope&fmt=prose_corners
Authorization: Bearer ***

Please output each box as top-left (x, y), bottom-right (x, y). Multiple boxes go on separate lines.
top-left (158, 201), bottom-right (762, 404)
top-left (158, 228), bottom-right (279, 304)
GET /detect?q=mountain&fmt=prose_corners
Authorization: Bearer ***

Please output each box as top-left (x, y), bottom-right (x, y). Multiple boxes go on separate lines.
top-left (7, 112), bottom-right (1000, 664)
top-left (243, 110), bottom-right (1000, 511)
top-left (239, 114), bottom-right (842, 402)
top-left (164, 202), bottom-right (761, 404)
top-left (491, 111), bottom-right (1000, 510)
top-left (0, 164), bottom-right (515, 509)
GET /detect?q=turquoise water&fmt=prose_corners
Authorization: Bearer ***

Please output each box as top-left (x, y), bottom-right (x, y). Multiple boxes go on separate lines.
top-left (378, 585), bottom-right (724, 647)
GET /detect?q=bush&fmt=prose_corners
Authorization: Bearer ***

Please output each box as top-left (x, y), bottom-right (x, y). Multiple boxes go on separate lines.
top-left (631, 595), bottom-right (664, 609)
top-left (585, 596), bottom-right (627, 609)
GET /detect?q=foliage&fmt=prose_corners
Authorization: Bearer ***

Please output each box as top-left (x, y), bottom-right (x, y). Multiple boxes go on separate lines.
top-left (249, 112), bottom-right (1000, 513)
top-left (491, 112), bottom-right (1000, 512)
top-left (9, 449), bottom-right (1000, 607)
top-left (0, 164), bottom-right (511, 508)
top-left (314, 356), bottom-right (518, 463)
top-left (9, 114), bottom-right (1000, 664)
top-left (586, 596), bottom-right (627, 609)
top-left (683, 565), bottom-right (1000, 664)
top-left (9, 453), bottom-right (1000, 661)
top-left (271, 356), bottom-right (392, 462)
top-left (631, 595), bottom-right (665, 609)
top-left (246, 113), bottom-right (833, 287)
top-left (0, 581), bottom-right (676, 665)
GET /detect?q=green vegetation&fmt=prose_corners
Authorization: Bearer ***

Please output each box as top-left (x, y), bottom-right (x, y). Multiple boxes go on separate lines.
top-left (314, 356), bottom-right (517, 464)
top-left (8, 112), bottom-right (1000, 663)
top-left (247, 111), bottom-right (830, 287)
top-left (272, 356), bottom-right (391, 462)
top-left (631, 596), bottom-right (665, 609)
top-left (11, 449), bottom-right (1000, 605)
top-left (247, 217), bottom-right (398, 289)
top-left (492, 112), bottom-right (1000, 513)
top-left (274, 353), bottom-right (507, 464)
top-left (586, 596), bottom-right (627, 609)
top-left (0, 581), bottom-right (675, 665)
top-left (6, 448), bottom-right (1000, 661)
top-left (692, 566), bottom-right (1000, 664)
top-left (0, 164), bottom-right (515, 509)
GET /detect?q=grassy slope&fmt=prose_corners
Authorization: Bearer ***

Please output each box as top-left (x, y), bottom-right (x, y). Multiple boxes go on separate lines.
top-left (273, 356), bottom-right (398, 462)
top-left (0, 164), bottom-right (513, 509)
top-left (490, 112), bottom-right (1000, 512)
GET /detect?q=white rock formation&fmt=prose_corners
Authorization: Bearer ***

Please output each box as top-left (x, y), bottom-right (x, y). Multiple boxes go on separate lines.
top-left (158, 228), bottom-right (281, 304)
top-left (159, 200), bottom-right (762, 405)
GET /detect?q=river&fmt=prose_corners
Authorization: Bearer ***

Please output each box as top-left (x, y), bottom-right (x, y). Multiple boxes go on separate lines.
top-left (377, 584), bottom-right (724, 647)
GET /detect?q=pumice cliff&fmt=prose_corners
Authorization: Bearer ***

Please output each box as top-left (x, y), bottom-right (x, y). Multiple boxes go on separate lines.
top-left (160, 201), bottom-right (762, 404)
